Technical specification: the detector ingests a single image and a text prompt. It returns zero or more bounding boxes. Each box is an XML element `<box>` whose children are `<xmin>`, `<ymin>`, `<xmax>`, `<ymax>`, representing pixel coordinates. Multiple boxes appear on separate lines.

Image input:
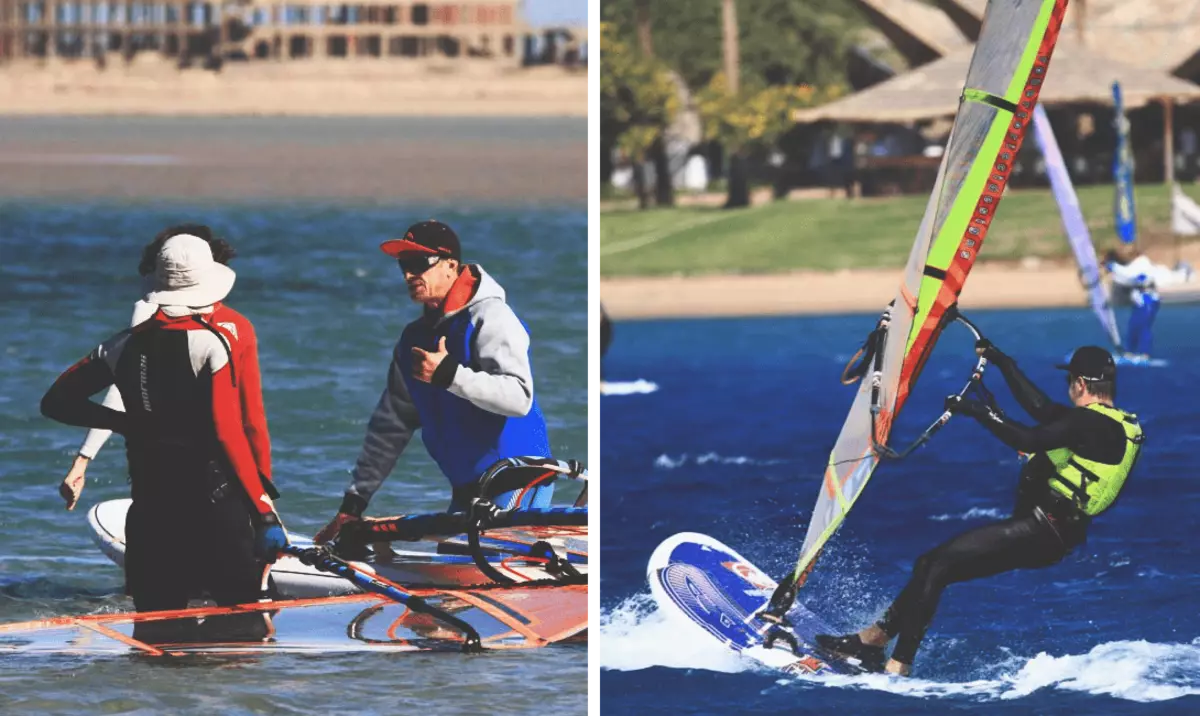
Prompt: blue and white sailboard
<box><xmin>648</xmin><ymin>533</ymin><xmax>864</xmax><ymax>675</ymax></box>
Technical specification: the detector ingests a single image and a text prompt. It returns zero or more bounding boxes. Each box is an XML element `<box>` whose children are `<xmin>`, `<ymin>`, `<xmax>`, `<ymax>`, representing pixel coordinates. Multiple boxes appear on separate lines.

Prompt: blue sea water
<box><xmin>600</xmin><ymin>305</ymin><xmax>1200</xmax><ymax>714</ymax></box>
<box><xmin>0</xmin><ymin>201</ymin><xmax>586</xmax><ymax>714</ymax></box>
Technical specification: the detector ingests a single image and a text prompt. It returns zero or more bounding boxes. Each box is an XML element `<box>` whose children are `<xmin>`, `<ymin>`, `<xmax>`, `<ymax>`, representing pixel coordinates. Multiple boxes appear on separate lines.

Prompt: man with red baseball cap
<box><xmin>315</xmin><ymin>220</ymin><xmax>552</xmax><ymax>543</ymax></box>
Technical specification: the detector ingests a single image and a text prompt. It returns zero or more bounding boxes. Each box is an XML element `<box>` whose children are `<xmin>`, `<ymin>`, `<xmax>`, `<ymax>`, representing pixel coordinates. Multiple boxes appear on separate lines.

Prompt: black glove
<box><xmin>945</xmin><ymin>394</ymin><xmax>990</xmax><ymax>418</ymax></box>
<box><xmin>974</xmin><ymin>338</ymin><xmax>1008</xmax><ymax>363</ymax></box>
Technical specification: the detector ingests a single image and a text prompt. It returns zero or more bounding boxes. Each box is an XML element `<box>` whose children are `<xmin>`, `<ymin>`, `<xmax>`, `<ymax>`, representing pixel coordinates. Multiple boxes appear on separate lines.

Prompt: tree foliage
<box><xmin>599</xmin><ymin>22</ymin><xmax>681</xmax><ymax>162</ymax></box>
<box><xmin>695</xmin><ymin>74</ymin><xmax>846</xmax><ymax>152</ymax></box>
<box><xmin>600</xmin><ymin>0</ymin><xmax>865</xmax><ymax>91</ymax></box>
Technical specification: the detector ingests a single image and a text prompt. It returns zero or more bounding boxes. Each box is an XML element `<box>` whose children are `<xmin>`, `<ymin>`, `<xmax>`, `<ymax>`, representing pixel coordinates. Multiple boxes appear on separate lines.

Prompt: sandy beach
<box><xmin>0</xmin><ymin>61</ymin><xmax>586</xmax><ymax>117</ymax></box>
<box><xmin>602</xmin><ymin>243</ymin><xmax>1200</xmax><ymax>319</ymax></box>
<box><xmin>0</xmin><ymin>113</ymin><xmax>583</xmax><ymax>202</ymax></box>
<box><xmin>0</xmin><ymin>60</ymin><xmax>585</xmax><ymax>202</ymax></box>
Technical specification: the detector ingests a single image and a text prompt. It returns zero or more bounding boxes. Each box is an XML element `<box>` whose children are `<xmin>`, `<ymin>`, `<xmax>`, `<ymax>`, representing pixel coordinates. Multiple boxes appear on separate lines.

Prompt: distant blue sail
<box><xmin>1033</xmin><ymin>104</ymin><xmax>1123</xmax><ymax>350</ymax></box>
<box><xmin>1113</xmin><ymin>81</ymin><xmax>1137</xmax><ymax>244</ymax></box>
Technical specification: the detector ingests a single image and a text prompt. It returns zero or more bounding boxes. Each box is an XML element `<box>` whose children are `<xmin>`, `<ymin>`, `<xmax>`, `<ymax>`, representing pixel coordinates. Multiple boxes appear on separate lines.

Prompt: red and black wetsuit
<box><xmin>42</xmin><ymin>303</ymin><xmax>277</xmax><ymax>612</ymax></box>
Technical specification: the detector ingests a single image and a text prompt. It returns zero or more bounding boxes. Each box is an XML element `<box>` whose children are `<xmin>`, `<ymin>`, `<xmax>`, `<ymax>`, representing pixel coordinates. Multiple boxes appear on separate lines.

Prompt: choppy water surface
<box><xmin>0</xmin><ymin>201</ymin><xmax>586</xmax><ymax>714</ymax></box>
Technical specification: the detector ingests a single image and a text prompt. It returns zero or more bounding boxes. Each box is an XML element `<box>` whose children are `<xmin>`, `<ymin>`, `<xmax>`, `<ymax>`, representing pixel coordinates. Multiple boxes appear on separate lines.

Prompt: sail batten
<box><xmin>787</xmin><ymin>0</ymin><xmax>1070</xmax><ymax>589</ymax></box>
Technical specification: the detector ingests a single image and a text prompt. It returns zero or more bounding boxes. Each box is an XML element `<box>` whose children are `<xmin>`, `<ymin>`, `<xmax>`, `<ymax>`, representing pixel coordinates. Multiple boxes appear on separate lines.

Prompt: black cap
<box><xmin>380</xmin><ymin>220</ymin><xmax>461</xmax><ymax>259</ymax></box>
<box><xmin>1056</xmin><ymin>345</ymin><xmax>1117</xmax><ymax>381</ymax></box>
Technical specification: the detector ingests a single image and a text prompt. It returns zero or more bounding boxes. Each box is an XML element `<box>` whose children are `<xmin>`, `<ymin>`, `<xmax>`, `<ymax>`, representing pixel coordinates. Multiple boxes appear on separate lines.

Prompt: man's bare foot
<box><xmin>885</xmin><ymin>659</ymin><xmax>912</xmax><ymax>677</ymax></box>
<box><xmin>857</xmin><ymin>624</ymin><xmax>888</xmax><ymax>647</ymax></box>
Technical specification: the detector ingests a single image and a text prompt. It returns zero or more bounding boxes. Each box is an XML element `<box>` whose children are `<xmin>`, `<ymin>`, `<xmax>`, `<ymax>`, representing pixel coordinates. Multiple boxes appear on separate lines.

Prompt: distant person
<box><xmin>41</xmin><ymin>233</ymin><xmax>286</xmax><ymax>612</ymax></box>
<box><xmin>816</xmin><ymin>343</ymin><xmax>1143</xmax><ymax>676</ymax></box>
<box><xmin>57</xmin><ymin>225</ymin><xmax>272</xmax><ymax>515</ymax></box>
<box><xmin>1102</xmin><ymin>247</ymin><xmax>1192</xmax><ymax>358</ymax></box>
<box><xmin>314</xmin><ymin>220</ymin><xmax>552</xmax><ymax>544</ymax></box>
<box><xmin>595</xmin><ymin>299</ymin><xmax>614</xmax><ymax>381</ymax></box>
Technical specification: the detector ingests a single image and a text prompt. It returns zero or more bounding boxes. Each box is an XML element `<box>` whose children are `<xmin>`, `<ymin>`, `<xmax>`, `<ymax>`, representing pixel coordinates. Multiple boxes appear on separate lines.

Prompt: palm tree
<box><xmin>722</xmin><ymin>0</ymin><xmax>750</xmax><ymax>208</ymax></box>
<box><xmin>635</xmin><ymin>0</ymin><xmax>675</xmax><ymax>207</ymax></box>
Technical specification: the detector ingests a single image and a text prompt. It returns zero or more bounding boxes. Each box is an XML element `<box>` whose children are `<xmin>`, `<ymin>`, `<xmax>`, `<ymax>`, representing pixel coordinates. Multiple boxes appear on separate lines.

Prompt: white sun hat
<box><xmin>144</xmin><ymin>234</ymin><xmax>236</xmax><ymax>307</ymax></box>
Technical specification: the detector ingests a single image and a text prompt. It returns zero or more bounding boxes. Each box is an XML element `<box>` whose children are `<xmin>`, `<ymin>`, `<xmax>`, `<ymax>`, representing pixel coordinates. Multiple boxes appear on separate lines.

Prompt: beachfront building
<box><xmin>0</xmin><ymin>0</ymin><xmax>583</xmax><ymax>68</ymax></box>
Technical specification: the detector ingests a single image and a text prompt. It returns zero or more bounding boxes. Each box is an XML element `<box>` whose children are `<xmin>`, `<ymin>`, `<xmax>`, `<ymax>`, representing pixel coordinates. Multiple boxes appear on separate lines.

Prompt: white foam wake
<box><xmin>598</xmin><ymin>593</ymin><xmax>748</xmax><ymax>673</ymax></box>
<box><xmin>600</xmin><ymin>380</ymin><xmax>659</xmax><ymax>396</ymax></box>
<box><xmin>929</xmin><ymin>507</ymin><xmax>1007</xmax><ymax>521</ymax></box>
<box><xmin>602</xmin><ymin>592</ymin><xmax>1200</xmax><ymax>703</ymax></box>
<box><xmin>801</xmin><ymin>639</ymin><xmax>1200</xmax><ymax>703</ymax></box>
<box><xmin>653</xmin><ymin>453</ymin><xmax>788</xmax><ymax>470</ymax></box>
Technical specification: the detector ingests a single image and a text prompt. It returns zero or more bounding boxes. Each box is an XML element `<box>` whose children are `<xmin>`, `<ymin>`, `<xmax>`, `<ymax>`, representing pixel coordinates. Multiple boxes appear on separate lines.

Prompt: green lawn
<box><xmin>600</xmin><ymin>183</ymin><xmax>1179</xmax><ymax>277</ymax></box>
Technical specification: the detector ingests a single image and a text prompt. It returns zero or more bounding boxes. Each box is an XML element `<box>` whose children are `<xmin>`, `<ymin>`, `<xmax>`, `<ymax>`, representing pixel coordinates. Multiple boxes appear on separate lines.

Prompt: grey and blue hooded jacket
<box><xmin>342</xmin><ymin>265</ymin><xmax>550</xmax><ymax>512</ymax></box>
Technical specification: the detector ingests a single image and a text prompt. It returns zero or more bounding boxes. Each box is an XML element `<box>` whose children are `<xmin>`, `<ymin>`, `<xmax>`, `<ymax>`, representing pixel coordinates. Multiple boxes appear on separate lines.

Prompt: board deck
<box><xmin>648</xmin><ymin>533</ymin><xmax>867</xmax><ymax>676</ymax></box>
<box><xmin>88</xmin><ymin>499</ymin><xmax>587</xmax><ymax>598</ymax></box>
<box><xmin>0</xmin><ymin>584</ymin><xmax>588</xmax><ymax>656</ymax></box>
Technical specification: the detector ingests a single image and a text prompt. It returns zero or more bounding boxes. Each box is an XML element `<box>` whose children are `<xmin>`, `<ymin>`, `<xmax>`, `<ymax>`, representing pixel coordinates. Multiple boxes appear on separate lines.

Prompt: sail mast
<box><xmin>767</xmin><ymin>0</ymin><xmax>1072</xmax><ymax>612</ymax></box>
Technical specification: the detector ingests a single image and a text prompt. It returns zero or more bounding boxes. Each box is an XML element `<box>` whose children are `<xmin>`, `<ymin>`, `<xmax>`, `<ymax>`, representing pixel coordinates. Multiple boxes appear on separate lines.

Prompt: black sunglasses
<box><xmin>398</xmin><ymin>255</ymin><xmax>443</xmax><ymax>275</ymax></box>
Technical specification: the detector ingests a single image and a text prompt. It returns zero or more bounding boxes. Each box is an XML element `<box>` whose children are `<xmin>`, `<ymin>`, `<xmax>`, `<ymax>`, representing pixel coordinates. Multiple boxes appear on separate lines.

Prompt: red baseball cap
<box><xmin>380</xmin><ymin>220</ymin><xmax>461</xmax><ymax>259</ymax></box>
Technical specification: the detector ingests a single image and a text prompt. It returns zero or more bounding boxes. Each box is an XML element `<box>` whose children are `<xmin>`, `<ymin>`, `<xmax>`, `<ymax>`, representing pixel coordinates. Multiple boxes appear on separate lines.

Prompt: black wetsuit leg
<box><xmin>197</xmin><ymin>481</ymin><xmax>264</xmax><ymax>608</ymax></box>
<box><xmin>125</xmin><ymin>454</ymin><xmax>263</xmax><ymax>611</ymax></box>
<box><xmin>125</xmin><ymin>498</ymin><xmax>193</xmax><ymax>613</ymax></box>
<box><xmin>877</xmin><ymin>513</ymin><xmax>1068</xmax><ymax>665</ymax></box>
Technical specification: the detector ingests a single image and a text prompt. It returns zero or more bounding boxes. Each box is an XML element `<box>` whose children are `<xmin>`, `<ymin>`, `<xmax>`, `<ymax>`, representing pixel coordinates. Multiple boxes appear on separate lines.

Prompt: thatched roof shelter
<box><xmin>793</xmin><ymin>40</ymin><xmax>1200</xmax><ymax>124</ymax></box>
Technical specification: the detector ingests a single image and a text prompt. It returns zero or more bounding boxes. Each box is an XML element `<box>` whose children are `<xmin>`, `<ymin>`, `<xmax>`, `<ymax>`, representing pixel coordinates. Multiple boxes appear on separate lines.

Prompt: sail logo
<box><xmin>722</xmin><ymin>561</ymin><xmax>773</xmax><ymax>590</ymax></box>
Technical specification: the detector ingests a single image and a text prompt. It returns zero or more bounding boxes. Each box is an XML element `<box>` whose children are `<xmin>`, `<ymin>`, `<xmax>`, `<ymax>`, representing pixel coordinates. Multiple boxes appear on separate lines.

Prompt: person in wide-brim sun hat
<box><xmin>40</xmin><ymin>224</ymin><xmax>285</xmax><ymax>619</ymax></box>
<box><xmin>144</xmin><ymin>233</ymin><xmax>237</xmax><ymax>308</ymax></box>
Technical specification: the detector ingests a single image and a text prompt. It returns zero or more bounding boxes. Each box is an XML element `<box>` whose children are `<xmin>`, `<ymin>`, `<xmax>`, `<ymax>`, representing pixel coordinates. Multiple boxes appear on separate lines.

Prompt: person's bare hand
<box><xmin>411</xmin><ymin>337</ymin><xmax>448</xmax><ymax>383</ymax></box>
<box><xmin>60</xmin><ymin>455</ymin><xmax>89</xmax><ymax>510</ymax></box>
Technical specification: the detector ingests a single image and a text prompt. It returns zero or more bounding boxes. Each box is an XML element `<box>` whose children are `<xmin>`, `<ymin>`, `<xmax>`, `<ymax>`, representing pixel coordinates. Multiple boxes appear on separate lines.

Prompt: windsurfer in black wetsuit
<box><xmin>815</xmin><ymin>344</ymin><xmax>1144</xmax><ymax>676</ymax></box>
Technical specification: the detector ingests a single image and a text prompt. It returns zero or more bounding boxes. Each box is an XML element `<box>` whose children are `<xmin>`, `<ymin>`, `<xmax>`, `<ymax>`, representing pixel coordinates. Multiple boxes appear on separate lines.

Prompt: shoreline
<box><xmin>602</xmin><ymin>244</ymin><xmax>1200</xmax><ymax>320</ymax></box>
<box><xmin>0</xmin><ymin>62</ymin><xmax>587</xmax><ymax>117</ymax></box>
<box><xmin>0</xmin><ymin>115</ymin><xmax>584</xmax><ymax>202</ymax></box>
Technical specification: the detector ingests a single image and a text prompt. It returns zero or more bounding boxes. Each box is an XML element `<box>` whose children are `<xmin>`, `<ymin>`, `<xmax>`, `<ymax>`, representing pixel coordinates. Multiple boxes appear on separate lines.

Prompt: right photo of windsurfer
<box><xmin>600</xmin><ymin>0</ymin><xmax>1200</xmax><ymax>711</ymax></box>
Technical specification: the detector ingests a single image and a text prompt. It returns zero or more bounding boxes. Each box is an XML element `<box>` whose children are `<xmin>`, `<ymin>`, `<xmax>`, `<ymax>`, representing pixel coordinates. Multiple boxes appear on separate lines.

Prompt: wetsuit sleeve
<box><xmin>347</xmin><ymin>346</ymin><xmax>422</xmax><ymax>506</ymax></box>
<box><xmin>440</xmin><ymin>301</ymin><xmax>534</xmax><ymax>417</ymax></box>
<box><xmin>236</xmin><ymin>320</ymin><xmax>272</xmax><ymax>481</ymax></box>
<box><xmin>77</xmin><ymin>300</ymin><xmax>156</xmax><ymax>458</ymax></box>
<box><xmin>970</xmin><ymin>405</ymin><xmax>1082</xmax><ymax>454</ymax></box>
<box><xmin>990</xmin><ymin>353</ymin><xmax>1070</xmax><ymax>424</ymax></box>
<box><xmin>1107</xmin><ymin>260</ymin><xmax>1152</xmax><ymax>288</ymax></box>
<box><xmin>210</xmin><ymin>348</ymin><xmax>275</xmax><ymax>517</ymax></box>
<box><xmin>41</xmin><ymin>351</ymin><xmax>129</xmax><ymax>435</ymax></box>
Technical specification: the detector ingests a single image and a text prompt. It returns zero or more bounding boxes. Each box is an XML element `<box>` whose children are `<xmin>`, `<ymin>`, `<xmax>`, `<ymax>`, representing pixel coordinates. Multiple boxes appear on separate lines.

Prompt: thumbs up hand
<box><xmin>412</xmin><ymin>336</ymin><xmax>449</xmax><ymax>384</ymax></box>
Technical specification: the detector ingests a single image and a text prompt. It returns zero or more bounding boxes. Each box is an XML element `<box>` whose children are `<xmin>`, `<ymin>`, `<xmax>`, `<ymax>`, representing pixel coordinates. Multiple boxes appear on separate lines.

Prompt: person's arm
<box><xmin>437</xmin><ymin>303</ymin><xmax>534</xmax><ymax>417</ymax></box>
<box><xmin>209</xmin><ymin>341</ymin><xmax>275</xmax><ymax>518</ymax></box>
<box><xmin>979</xmin><ymin>342</ymin><xmax>1070</xmax><ymax>424</ymax></box>
<box><xmin>41</xmin><ymin>352</ymin><xmax>129</xmax><ymax>435</ymax></box>
<box><xmin>76</xmin><ymin>301</ymin><xmax>156</xmax><ymax>459</ymax></box>
<box><xmin>1107</xmin><ymin>258</ymin><xmax>1152</xmax><ymax>288</ymax></box>
<box><xmin>956</xmin><ymin>398</ymin><xmax>1082</xmax><ymax>454</ymax></box>
<box><xmin>235</xmin><ymin>321</ymin><xmax>272</xmax><ymax>481</ymax></box>
<box><xmin>344</xmin><ymin>347</ymin><xmax>422</xmax><ymax>512</ymax></box>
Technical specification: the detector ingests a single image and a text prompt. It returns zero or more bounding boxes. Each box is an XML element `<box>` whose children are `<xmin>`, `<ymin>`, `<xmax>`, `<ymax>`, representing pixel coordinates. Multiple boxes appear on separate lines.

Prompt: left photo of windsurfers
<box><xmin>0</xmin><ymin>3</ymin><xmax>588</xmax><ymax>709</ymax></box>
